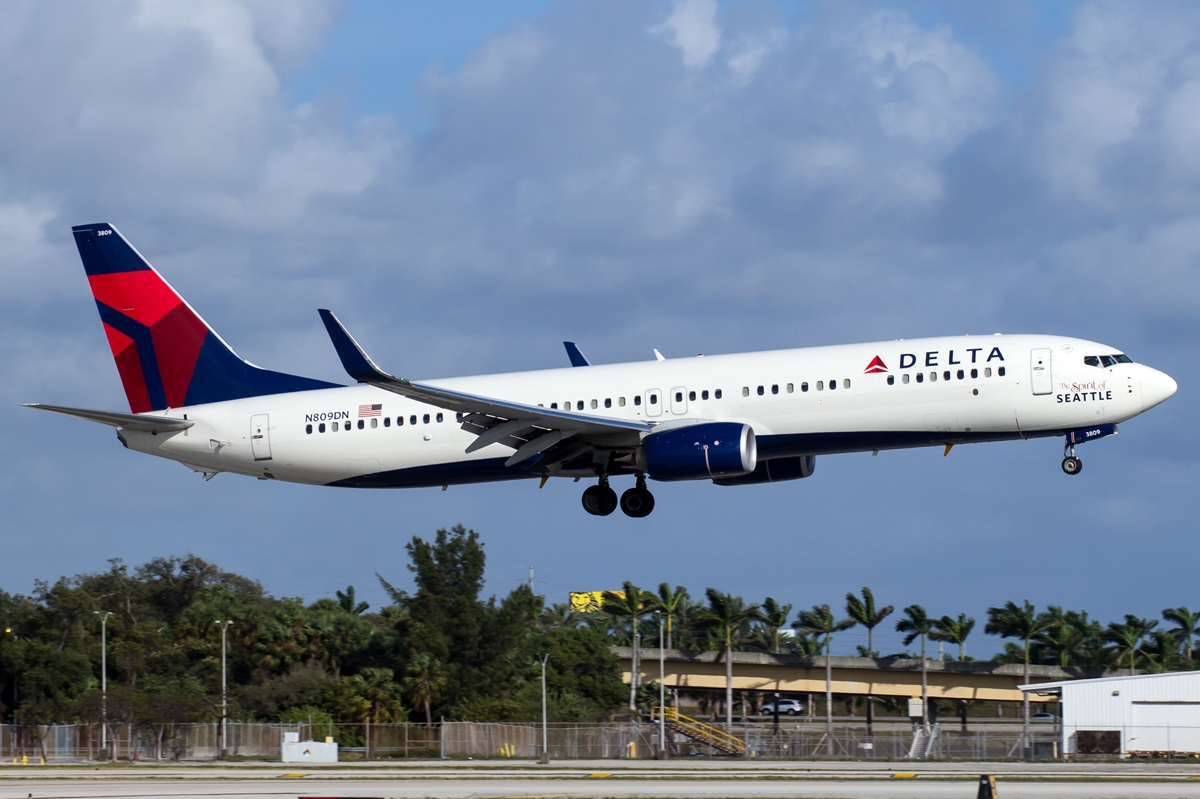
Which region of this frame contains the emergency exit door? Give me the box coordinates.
[1030,349,1053,395]
[250,414,273,460]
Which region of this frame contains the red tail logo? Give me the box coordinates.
[864,355,888,374]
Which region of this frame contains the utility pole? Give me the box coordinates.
[658,612,667,760]
[4,628,16,725]
[93,611,112,757]
[215,620,233,758]
[536,653,550,764]
[528,566,534,592]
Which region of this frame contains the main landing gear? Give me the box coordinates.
[581,474,655,517]
[1062,440,1082,476]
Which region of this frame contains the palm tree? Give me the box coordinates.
[402,652,447,725]
[985,600,1056,743]
[344,667,403,759]
[1105,615,1157,676]
[694,588,762,731]
[932,614,975,660]
[1162,607,1200,660]
[757,597,793,654]
[844,587,893,734]
[1033,607,1083,667]
[336,585,369,616]
[540,602,583,631]
[794,604,855,739]
[602,582,655,711]
[648,584,690,651]
[895,605,936,727]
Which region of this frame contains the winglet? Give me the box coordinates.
[318,309,398,384]
[653,349,666,361]
[564,341,590,367]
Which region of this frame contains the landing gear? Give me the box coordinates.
[619,474,655,518]
[581,477,618,516]
[1062,440,1082,475]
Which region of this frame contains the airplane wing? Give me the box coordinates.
[24,403,194,433]
[318,310,650,469]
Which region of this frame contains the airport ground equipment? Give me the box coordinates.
[650,707,746,756]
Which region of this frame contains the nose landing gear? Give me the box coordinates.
[619,474,655,518]
[581,476,618,516]
[1062,440,1082,475]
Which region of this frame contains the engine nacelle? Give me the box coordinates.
[638,422,756,481]
[713,455,816,486]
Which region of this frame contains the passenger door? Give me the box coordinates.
[670,386,688,415]
[644,389,663,417]
[250,414,272,460]
[1031,348,1053,396]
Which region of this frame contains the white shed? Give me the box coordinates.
[1022,671,1200,756]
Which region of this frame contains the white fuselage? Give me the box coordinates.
[115,334,1175,488]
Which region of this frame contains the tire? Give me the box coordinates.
[620,487,655,518]
[582,485,618,515]
[1061,456,1082,475]
[787,709,797,716]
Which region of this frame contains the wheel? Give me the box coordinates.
[582,484,618,516]
[620,487,655,517]
[1061,456,1082,475]
[787,709,798,716]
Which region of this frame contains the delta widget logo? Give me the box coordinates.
[864,356,888,374]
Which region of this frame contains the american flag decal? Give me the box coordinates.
[358,403,382,417]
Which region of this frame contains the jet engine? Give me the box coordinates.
[713,455,816,486]
[637,422,756,481]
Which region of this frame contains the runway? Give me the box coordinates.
[2,761,1199,799]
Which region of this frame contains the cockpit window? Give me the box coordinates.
[1087,353,1132,367]
[1100,355,1116,367]
[1084,356,1100,367]
[1113,354,1132,364]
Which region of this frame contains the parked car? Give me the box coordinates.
[1030,712,1058,721]
[759,698,805,716]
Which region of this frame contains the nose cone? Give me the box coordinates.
[1140,365,1178,411]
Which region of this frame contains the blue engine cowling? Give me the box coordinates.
[639,422,757,481]
[713,455,815,486]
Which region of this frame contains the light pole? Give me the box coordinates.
[215,620,232,758]
[536,653,550,763]
[4,628,15,724]
[657,612,667,760]
[93,611,112,756]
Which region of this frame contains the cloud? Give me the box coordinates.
[650,0,721,68]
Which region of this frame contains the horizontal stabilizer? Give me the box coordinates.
[24,403,194,433]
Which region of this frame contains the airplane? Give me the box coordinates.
[26,223,1178,518]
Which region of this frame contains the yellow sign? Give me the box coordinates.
[570,591,621,613]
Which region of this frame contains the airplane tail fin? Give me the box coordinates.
[72,223,336,413]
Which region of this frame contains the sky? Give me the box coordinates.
[2,0,1198,659]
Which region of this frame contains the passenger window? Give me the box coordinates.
[829,379,837,391]
[743,387,750,397]
[357,419,365,430]
[423,414,430,424]
[319,423,326,433]
[887,376,895,385]
[619,397,626,407]
[675,392,683,402]
[801,382,809,392]
[649,394,657,405]
[916,373,924,383]
[1084,356,1100,367]
[398,416,404,426]
[575,401,582,411]
[970,368,978,379]
[306,424,313,434]
[786,383,794,393]
[956,370,964,380]
[384,417,391,427]
[604,398,612,408]
[943,371,951,381]
[371,418,378,429]
[410,415,417,425]
[332,421,339,431]
[715,389,722,399]
[634,396,641,406]
[345,422,351,432]
[843,379,850,389]
[701,390,709,400]
[984,368,991,377]
[817,381,824,391]
[689,390,696,401]
[771,384,779,395]
[998,366,1006,376]
[930,372,937,382]
[757,385,764,396]
[551,402,558,409]
[902,374,909,384]
[456,413,463,422]
[436,413,443,423]
[564,400,571,409]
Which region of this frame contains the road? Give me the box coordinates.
[1,760,1198,799]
